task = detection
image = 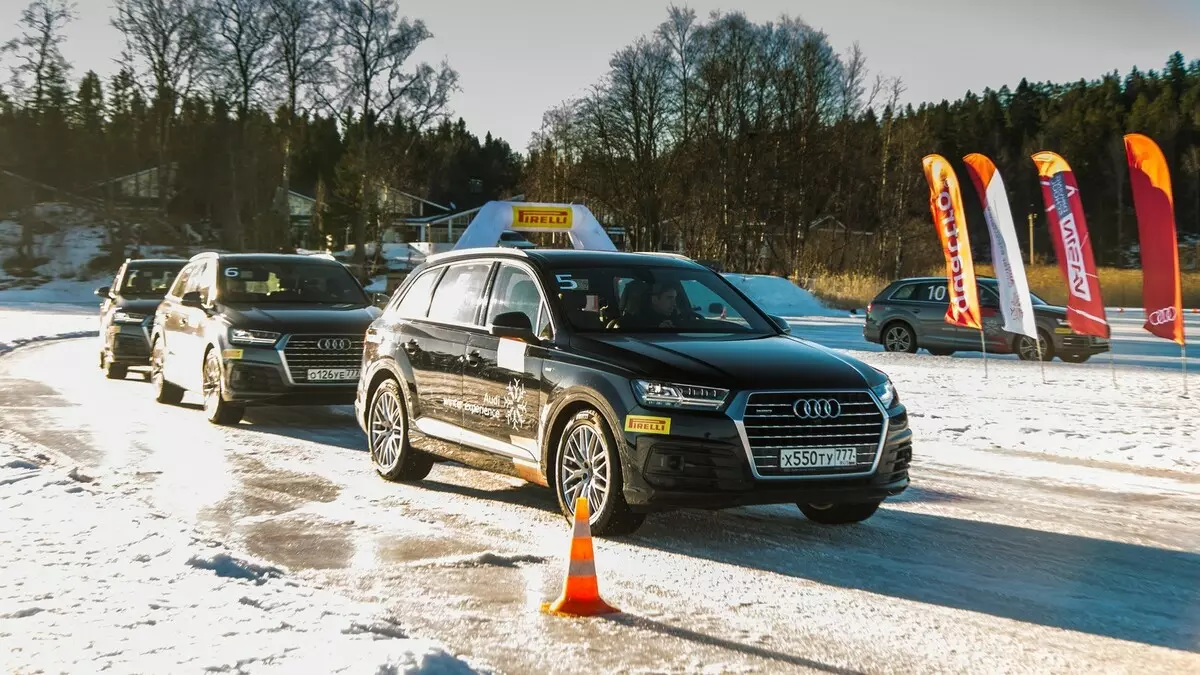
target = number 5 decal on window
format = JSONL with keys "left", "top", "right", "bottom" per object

{"left": 556, "top": 274, "right": 578, "bottom": 291}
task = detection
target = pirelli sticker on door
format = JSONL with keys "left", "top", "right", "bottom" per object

{"left": 625, "top": 415, "right": 671, "bottom": 435}
{"left": 512, "top": 205, "right": 572, "bottom": 229}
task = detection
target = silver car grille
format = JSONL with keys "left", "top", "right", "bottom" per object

{"left": 281, "top": 335, "right": 364, "bottom": 383}
{"left": 739, "top": 391, "right": 886, "bottom": 478}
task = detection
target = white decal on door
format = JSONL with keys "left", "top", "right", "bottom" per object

{"left": 497, "top": 338, "right": 526, "bottom": 372}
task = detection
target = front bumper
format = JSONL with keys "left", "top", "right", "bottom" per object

{"left": 1054, "top": 332, "right": 1110, "bottom": 355}
{"left": 105, "top": 323, "right": 152, "bottom": 364}
{"left": 618, "top": 404, "right": 911, "bottom": 512}
{"left": 217, "top": 344, "right": 358, "bottom": 407}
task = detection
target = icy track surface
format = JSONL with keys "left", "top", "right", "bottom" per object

{"left": 1, "top": 304, "right": 1199, "bottom": 673}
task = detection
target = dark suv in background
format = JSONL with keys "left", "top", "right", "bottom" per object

{"left": 357, "top": 248, "right": 911, "bottom": 535}
{"left": 150, "top": 252, "right": 382, "bottom": 425}
{"left": 864, "top": 276, "right": 1110, "bottom": 362}
{"left": 96, "top": 258, "right": 186, "bottom": 380}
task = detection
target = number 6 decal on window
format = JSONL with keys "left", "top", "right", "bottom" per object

{"left": 556, "top": 274, "right": 578, "bottom": 291}
{"left": 224, "top": 268, "right": 240, "bottom": 278}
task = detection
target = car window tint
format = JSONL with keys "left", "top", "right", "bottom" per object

{"left": 919, "top": 282, "right": 949, "bottom": 304}
{"left": 486, "top": 264, "right": 542, "bottom": 329}
{"left": 428, "top": 262, "right": 492, "bottom": 325}
{"left": 393, "top": 268, "right": 439, "bottom": 319}
{"left": 169, "top": 264, "right": 194, "bottom": 298}
{"left": 978, "top": 284, "right": 1000, "bottom": 308}
{"left": 535, "top": 302, "right": 552, "bottom": 339}
{"left": 118, "top": 265, "right": 181, "bottom": 297}
{"left": 889, "top": 284, "right": 917, "bottom": 301}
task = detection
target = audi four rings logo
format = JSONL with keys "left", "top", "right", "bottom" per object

{"left": 1148, "top": 307, "right": 1178, "bottom": 326}
{"left": 317, "top": 338, "right": 353, "bottom": 351}
{"left": 794, "top": 398, "right": 841, "bottom": 419}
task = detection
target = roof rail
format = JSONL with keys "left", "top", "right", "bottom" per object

{"left": 425, "top": 246, "right": 528, "bottom": 264}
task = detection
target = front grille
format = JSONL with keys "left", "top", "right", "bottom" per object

{"left": 741, "top": 391, "right": 885, "bottom": 477}
{"left": 282, "top": 335, "right": 364, "bottom": 383}
{"left": 113, "top": 334, "right": 150, "bottom": 358}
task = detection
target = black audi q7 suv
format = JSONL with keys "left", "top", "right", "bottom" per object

{"left": 96, "top": 258, "right": 186, "bottom": 379}
{"left": 356, "top": 248, "right": 911, "bottom": 535}
{"left": 151, "top": 252, "right": 382, "bottom": 425}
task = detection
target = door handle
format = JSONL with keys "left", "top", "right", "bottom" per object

{"left": 911, "top": 308, "right": 921, "bottom": 314}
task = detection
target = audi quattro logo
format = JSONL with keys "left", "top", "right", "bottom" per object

{"left": 316, "top": 338, "right": 354, "bottom": 351}
{"left": 793, "top": 398, "right": 841, "bottom": 419}
{"left": 1149, "top": 307, "right": 1178, "bottom": 326}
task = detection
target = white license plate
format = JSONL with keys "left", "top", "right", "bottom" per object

{"left": 780, "top": 448, "right": 858, "bottom": 469}
{"left": 306, "top": 368, "right": 359, "bottom": 382}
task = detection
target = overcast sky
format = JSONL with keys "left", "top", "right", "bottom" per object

{"left": 8, "top": 0, "right": 1200, "bottom": 152}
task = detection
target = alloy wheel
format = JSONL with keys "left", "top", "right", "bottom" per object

{"left": 884, "top": 326, "right": 912, "bottom": 352}
{"left": 1019, "top": 334, "right": 1048, "bottom": 361}
{"left": 370, "top": 387, "right": 405, "bottom": 469}
{"left": 559, "top": 424, "right": 611, "bottom": 523}
{"left": 203, "top": 352, "right": 222, "bottom": 412}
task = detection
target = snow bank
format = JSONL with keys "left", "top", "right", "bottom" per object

{"left": 0, "top": 443, "right": 482, "bottom": 674}
{"left": 858, "top": 351, "right": 1199, "bottom": 475}
{"left": 723, "top": 273, "right": 845, "bottom": 318}
{"left": 0, "top": 306, "right": 98, "bottom": 357}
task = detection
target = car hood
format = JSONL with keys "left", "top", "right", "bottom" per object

{"left": 218, "top": 303, "right": 381, "bottom": 335}
{"left": 572, "top": 333, "right": 883, "bottom": 390}
{"left": 112, "top": 298, "right": 165, "bottom": 315}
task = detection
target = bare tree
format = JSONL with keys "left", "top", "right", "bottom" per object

{"left": 269, "top": 0, "right": 333, "bottom": 202}
{"left": 328, "top": 0, "right": 458, "bottom": 263}
{"left": 112, "top": 0, "right": 212, "bottom": 216}
{"left": 211, "top": 0, "right": 279, "bottom": 116}
{"left": 209, "top": 0, "right": 281, "bottom": 248}
{"left": 3, "top": 0, "right": 75, "bottom": 115}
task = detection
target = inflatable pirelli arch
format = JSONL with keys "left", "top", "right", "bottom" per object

{"left": 451, "top": 201, "right": 617, "bottom": 251}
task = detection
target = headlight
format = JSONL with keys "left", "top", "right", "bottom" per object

{"left": 872, "top": 379, "right": 897, "bottom": 408}
{"left": 229, "top": 328, "right": 281, "bottom": 346}
{"left": 112, "top": 311, "right": 146, "bottom": 325}
{"left": 633, "top": 380, "right": 729, "bottom": 411}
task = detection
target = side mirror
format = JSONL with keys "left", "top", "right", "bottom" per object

{"left": 95, "top": 286, "right": 111, "bottom": 298}
{"left": 490, "top": 311, "right": 537, "bottom": 342}
{"left": 180, "top": 291, "right": 204, "bottom": 309}
{"left": 708, "top": 302, "right": 725, "bottom": 315}
{"left": 769, "top": 314, "right": 791, "bottom": 334}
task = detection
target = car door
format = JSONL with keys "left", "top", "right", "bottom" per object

{"left": 913, "top": 280, "right": 965, "bottom": 348}
{"left": 462, "top": 263, "right": 550, "bottom": 462}
{"left": 175, "top": 260, "right": 216, "bottom": 391}
{"left": 158, "top": 262, "right": 196, "bottom": 385}
{"left": 402, "top": 261, "right": 492, "bottom": 445}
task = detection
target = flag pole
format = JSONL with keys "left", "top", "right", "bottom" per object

{"left": 1037, "top": 335, "right": 1047, "bottom": 384}
{"left": 980, "top": 327, "right": 989, "bottom": 378}
{"left": 1183, "top": 342, "right": 1189, "bottom": 397}
{"left": 1109, "top": 338, "right": 1117, "bottom": 388}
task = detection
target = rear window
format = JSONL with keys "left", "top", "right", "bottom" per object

{"left": 118, "top": 263, "right": 184, "bottom": 298}
{"left": 888, "top": 284, "right": 918, "bottom": 301}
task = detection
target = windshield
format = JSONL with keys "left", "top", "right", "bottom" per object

{"left": 218, "top": 260, "right": 367, "bottom": 305}
{"left": 117, "top": 264, "right": 184, "bottom": 298}
{"left": 551, "top": 264, "right": 776, "bottom": 335}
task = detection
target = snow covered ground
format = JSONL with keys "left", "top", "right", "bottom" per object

{"left": 0, "top": 440, "right": 483, "bottom": 674}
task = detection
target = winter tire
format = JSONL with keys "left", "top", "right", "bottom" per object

{"left": 554, "top": 409, "right": 645, "bottom": 536}
{"left": 367, "top": 378, "right": 433, "bottom": 482}
{"left": 150, "top": 338, "right": 184, "bottom": 405}
{"left": 104, "top": 360, "right": 128, "bottom": 380}
{"left": 798, "top": 500, "right": 882, "bottom": 525}
{"left": 203, "top": 349, "right": 244, "bottom": 426}
{"left": 883, "top": 322, "right": 917, "bottom": 354}
{"left": 1016, "top": 330, "right": 1054, "bottom": 362}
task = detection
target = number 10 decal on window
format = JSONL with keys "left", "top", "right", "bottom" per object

{"left": 928, "top": 285, "right": 946, "bottom": 302}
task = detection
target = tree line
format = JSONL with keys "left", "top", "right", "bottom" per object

{"left": 522, "top": 6, "right": 1200, "bottom": 277}
{"left": 0, "top": 0, "right": 522, "bottom": 260}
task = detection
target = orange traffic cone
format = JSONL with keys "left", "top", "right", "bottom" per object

{"left": 541, "top": 497, "right": 619, "bottom": 617}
